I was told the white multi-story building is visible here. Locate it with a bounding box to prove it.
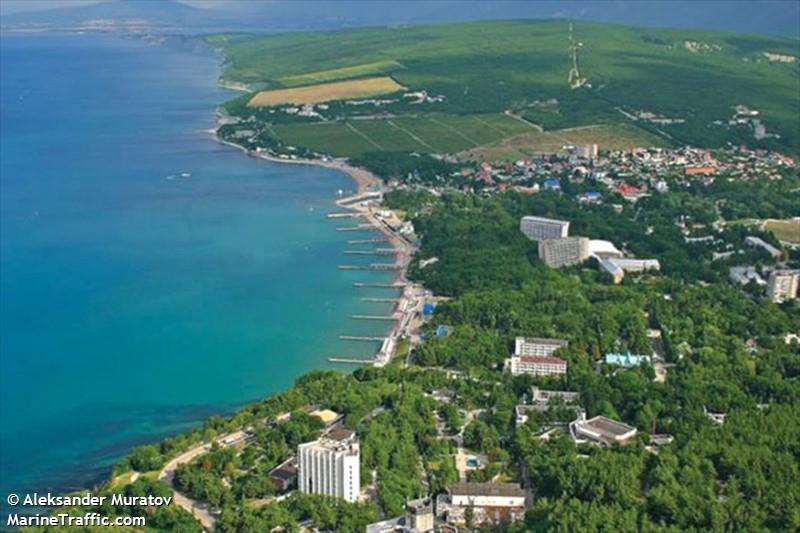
[767,269,800,303]
[520,216,570,241]
[298,428,360,503]
[437,483,526,527]
[509,355,567,377]
[514,337,568,358]
[538,236,589,268]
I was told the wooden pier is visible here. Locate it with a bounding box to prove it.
[339,335,386,341]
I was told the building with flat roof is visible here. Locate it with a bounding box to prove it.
[538,236,590,268]
[515,337,568,358]
[598,257,660,283]
[298,428,360,503]
[530,386,580,407]
[405,497,434,532]
[437,483,526,527]
[745,236,782,259]
[520,216,570,242]
[509,355,567,377]
[605,351,652,368]
[268,457,298,492]
[767,269,799,303]
[569,412,637,447]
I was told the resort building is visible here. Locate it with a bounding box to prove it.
[514,337,568,358]
[509,355,567,377]
[298,428,360,503]
[538,236,590,268]
[598,257,660,283]
[437,483,526,527]
[767,269,800,303]
[405,497,434,532]
[268,457,298,492]
[530,386,580,408]
[605,351,652,368]
[744,236,782,259]
[520,216,570,241]
[569,412,638,447]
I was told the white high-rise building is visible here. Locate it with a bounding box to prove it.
[538,236,589,267]
[298,428,360,503]
[515,337,568,358]
[520,216,570,241]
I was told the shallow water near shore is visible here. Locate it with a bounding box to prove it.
[0,32,394,498]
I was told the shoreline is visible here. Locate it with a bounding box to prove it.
[210,119,420,364]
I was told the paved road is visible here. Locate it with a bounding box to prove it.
[156,429,255,532]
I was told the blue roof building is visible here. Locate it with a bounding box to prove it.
[543,179,561,191]
[605,351,651,368]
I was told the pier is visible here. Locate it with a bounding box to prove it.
[328,357,374,364]
[339,335,386,341]
[348,238,389,245]
[343,250,398,256]
[353,282,405,288]
[338,264,402,271]
[327,212,362,219]
[352,315,399,321]
[360,298,400,303]
[336,225,380,232]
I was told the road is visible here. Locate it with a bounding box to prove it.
[157,429,251,532]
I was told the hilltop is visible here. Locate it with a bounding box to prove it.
[213,19,800,157]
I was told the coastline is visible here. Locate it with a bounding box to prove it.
[210,118,419,363]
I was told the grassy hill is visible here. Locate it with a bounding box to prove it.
[212,20,800,156]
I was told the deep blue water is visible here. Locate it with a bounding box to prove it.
[0,32,393,498]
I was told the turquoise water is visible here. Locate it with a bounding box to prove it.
[0,32,394,497]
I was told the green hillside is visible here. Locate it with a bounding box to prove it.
[212,20,800,155]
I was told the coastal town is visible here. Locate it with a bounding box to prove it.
[134,123,798,531]
[5,6,798,533]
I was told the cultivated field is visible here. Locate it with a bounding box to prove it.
[248,76,404,106]
[214,20,800,155]
[460,123,667,160]
[278,60,404,87]
[272,113,533,157]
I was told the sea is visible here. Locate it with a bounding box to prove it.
[0,31,395,501]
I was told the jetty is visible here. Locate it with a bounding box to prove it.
[353,282,405,288]
[338,264,402,271]
[352,315,399,321]
[327,212,362,219]
[348,238,389,245]
[360,298,400,303]
[343,250,397,256]
[336,225,380,232]
[328,357,374,364]
[339,335,386,341]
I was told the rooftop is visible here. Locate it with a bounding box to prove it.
[515,355,567,365]
[450,482,525,498]
[582,415,637,439]
[517,337,568,347]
